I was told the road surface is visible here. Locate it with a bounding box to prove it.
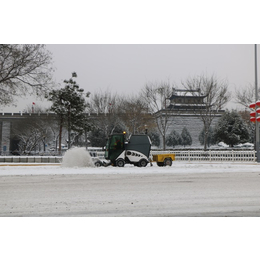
[1,171,260,216]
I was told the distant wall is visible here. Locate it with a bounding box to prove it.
[0,112,97,155]
[0,121,11,155]
[0,113,57,155]
[154,108,224,148]
[0,111,224,154]
[165,115,220,147]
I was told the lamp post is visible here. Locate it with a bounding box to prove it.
[255,44,260,162]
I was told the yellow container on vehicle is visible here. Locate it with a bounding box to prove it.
[152,154,175,167]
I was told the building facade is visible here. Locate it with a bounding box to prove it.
[155,89,225,147]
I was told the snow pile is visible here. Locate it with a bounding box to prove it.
[61,147,94,168]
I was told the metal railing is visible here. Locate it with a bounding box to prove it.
[0,156,62,164]
[0,150,256,164]
[152,150,256,162]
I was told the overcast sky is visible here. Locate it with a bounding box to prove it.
[3,0,260,113]
[4,44,257,112]
[47,44,256,97]
[2,0,260,248]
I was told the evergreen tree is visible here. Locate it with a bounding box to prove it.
[47,72,90,152]
[88,128,107,147]
[214,110,250,147]
[88,123,125,147]
[166,130,182,147]
[181,127,192,147]
[149,131,160,147]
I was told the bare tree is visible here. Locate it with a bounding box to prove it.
[88,90,124,139]
[88,89,118,115]
[235,84,257,108]
[0,44,54,106]
[182,75,231,150]
[117,95,155,135]
[17,128,44,155]
[87,91,155,146]
[12,116,53,155]
[141,81,172,150]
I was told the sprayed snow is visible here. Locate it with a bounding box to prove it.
[61,147,94,168]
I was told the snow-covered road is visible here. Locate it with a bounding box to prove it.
[1,162,260,217]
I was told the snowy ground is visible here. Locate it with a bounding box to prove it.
[1,161,260,217]
[1,160,260,259]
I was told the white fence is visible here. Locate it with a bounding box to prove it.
[0,150,256,163]
[0,156,62,163]
[152,150,256,162]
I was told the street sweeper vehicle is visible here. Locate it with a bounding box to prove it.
[94,132,175,167]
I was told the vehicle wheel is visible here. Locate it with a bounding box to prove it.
[164,158,172,166]
[116,159,125,167]
[157,162,164,167]
[138,159,148,167]
[95,160,103,167]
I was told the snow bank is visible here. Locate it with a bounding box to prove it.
[61,147,94,168]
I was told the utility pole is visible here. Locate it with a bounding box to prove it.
[255,44,260,162]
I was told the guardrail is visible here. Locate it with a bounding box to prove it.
[152,150,256,162]
[0,156,62,163]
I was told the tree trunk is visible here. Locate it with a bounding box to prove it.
[59,117,63,155]
[204,125,208,151]
[68,106,71,149]
[163,134,166,150]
